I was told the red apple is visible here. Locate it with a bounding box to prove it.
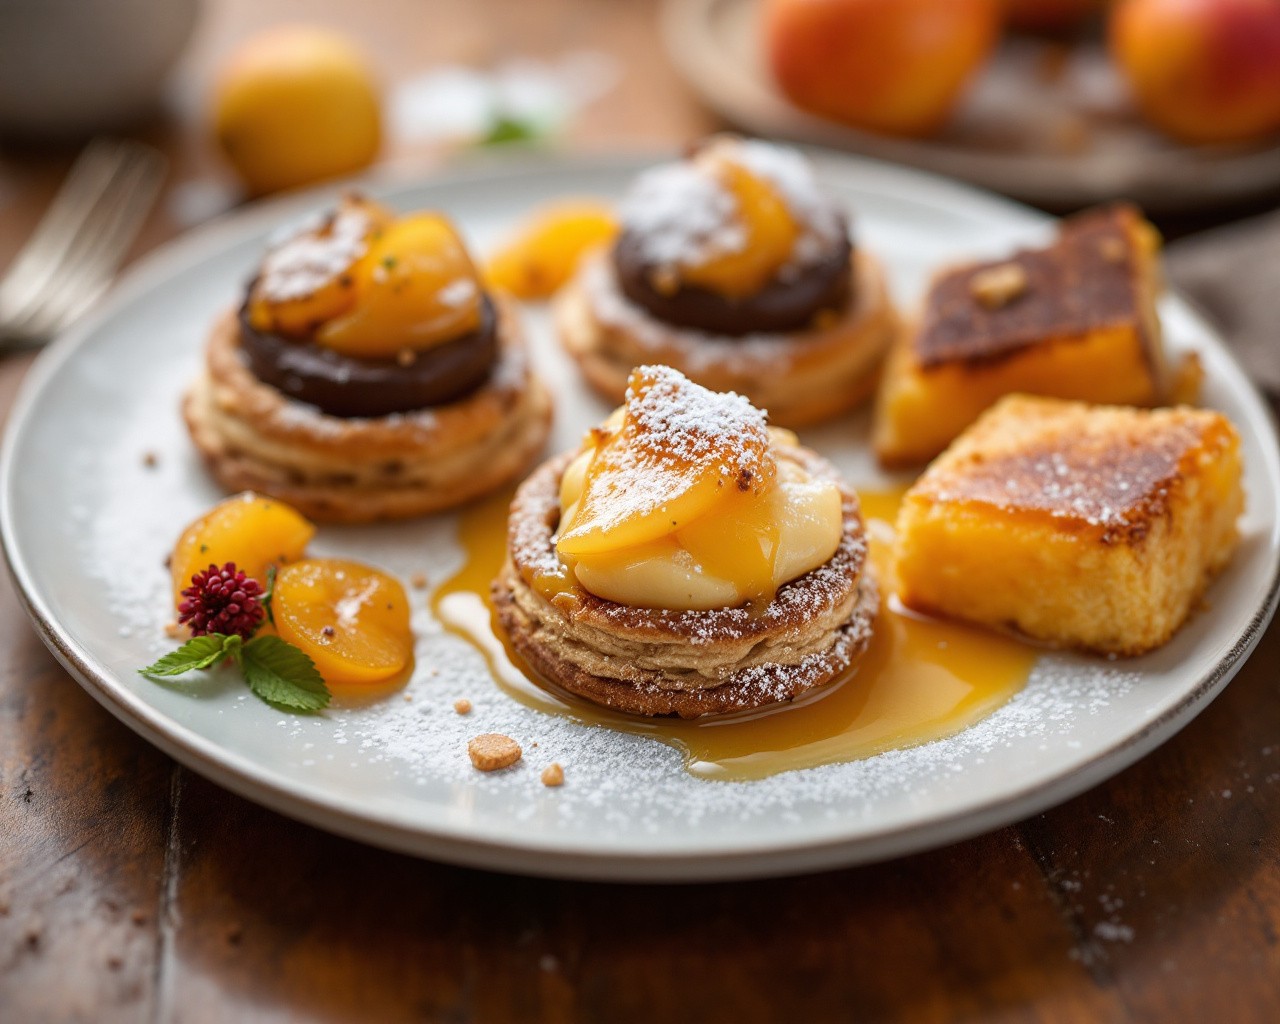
[1110,0,1280,144]
[764,0,1003,137]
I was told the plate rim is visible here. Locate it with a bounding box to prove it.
[4,150,1279,882]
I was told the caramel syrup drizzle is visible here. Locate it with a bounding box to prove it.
[432,488,1037,782]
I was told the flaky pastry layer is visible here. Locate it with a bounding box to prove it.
[555,250,898,429]
[183,298,552,522]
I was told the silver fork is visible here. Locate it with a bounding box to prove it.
[0,139,166,349]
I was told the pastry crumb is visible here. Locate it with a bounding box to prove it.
[142,451,159,468]
[106,954,123,970]
[468,733,522,771]
[410,572,428,590]
[163,621,183,640]
[541,763,564,787]
[403,693,413,703]
[969,262,1027,309]
[453,698,472,715]
[397,348,417,367]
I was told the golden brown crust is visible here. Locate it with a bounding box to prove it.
[183,297,553,522]
[492,447,877,718]
[555,250,898,429]
[916,204,1157,371]
[894,395,1244,656]
[908,395,1239,546]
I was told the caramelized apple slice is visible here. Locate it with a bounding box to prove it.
[557,366,774,557]
[248,194,393,338]
[171,492,315,606]
[680,158,799,298]
[272,559,413,687]
[318,213,484,358]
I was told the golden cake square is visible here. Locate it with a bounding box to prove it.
[874,203,1172,467]
[893,395,1243,656]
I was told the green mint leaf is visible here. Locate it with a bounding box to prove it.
[140,633,238,677]
[239,635,330,712]
[481,115,544,146]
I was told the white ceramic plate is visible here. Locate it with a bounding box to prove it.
[3,152,1278,882]
[661,0,1280,211]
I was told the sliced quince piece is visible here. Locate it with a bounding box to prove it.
[680,158,799,298]
[484,200,617,300]
[557,366,774,557]
[171,492,315,607]
[272,558,413,687]
[248,194,393,337]
[317,212,483,358]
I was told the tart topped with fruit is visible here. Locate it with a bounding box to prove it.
[493,364,878,718]
[555,136,899,428]
[183,194,552,522]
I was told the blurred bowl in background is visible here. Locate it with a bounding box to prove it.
[0,0,199,138]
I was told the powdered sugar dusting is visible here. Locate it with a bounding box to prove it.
[617,137,845,277]
[559,365,770,543]
[257,205,373,302]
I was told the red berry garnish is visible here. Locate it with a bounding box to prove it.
[178,562,265,640]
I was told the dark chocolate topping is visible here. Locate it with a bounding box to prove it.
[238,292,498,418]
[915,204,1148,371]
[612,224,853,336]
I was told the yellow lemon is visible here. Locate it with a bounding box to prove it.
[212,25,382,195]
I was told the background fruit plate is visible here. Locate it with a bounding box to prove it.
[662,0,1280,211]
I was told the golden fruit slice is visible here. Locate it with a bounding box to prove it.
[171,493,315,607]
[484,200,617,300]
[557,366,775,557]
[247,194,393,337]
[272,559,413,687]
[680,158,799,298]
[318,213,483,358]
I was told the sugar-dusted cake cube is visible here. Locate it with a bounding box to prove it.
[874,203,1176,467]
[893,395,1243,656]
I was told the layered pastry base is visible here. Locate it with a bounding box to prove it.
[555,136,897,428]
[895,395,1243,656]
[874,203,1191,467]
[184,194,552,522]
[492,365,878,718]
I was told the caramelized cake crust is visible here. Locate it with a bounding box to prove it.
[875,204,1174,467]
[894,395,1244,656]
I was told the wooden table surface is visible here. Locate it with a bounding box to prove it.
[3,2,1279,1021]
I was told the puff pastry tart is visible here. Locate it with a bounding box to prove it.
[493,364,878,719]
[184,194,552,522]
[555,136,898,428]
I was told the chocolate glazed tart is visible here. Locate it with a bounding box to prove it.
[613,224,853,336]
[237,292,499,418]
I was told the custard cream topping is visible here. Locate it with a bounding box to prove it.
[553,366,843,611]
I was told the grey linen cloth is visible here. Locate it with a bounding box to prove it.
[1167,212,1280,395]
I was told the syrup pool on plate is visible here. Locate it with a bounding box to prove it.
[433,488,1037,782]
